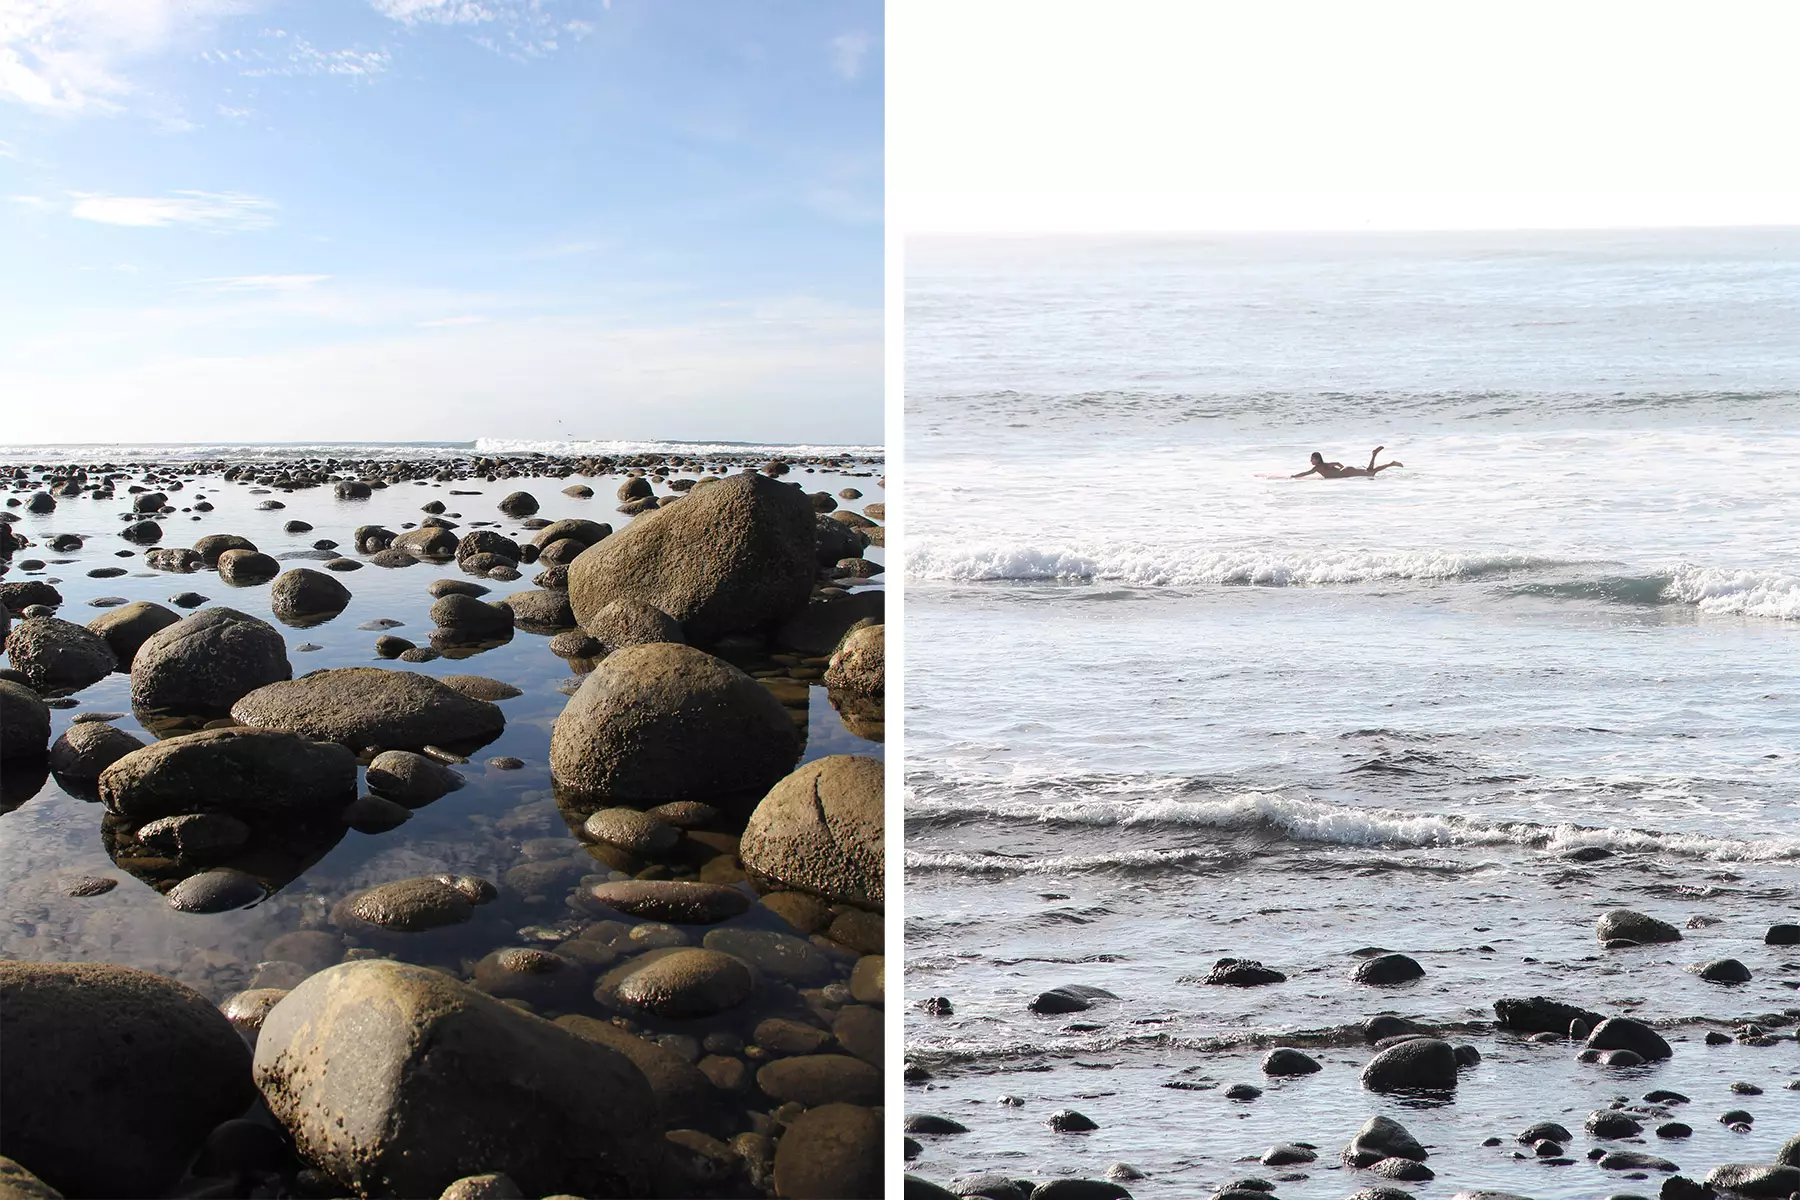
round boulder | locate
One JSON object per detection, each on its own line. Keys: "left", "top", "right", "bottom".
{"left": 0, "top": 961, "right": 256, "bottom": 1198}
{"left": 497, "top": 491, "right": 539, "bottom": 517}
{"left": 0, "top": 679, "right": 51, "bottom": 761}
{"left": 1595, "top": 909, "right": 1681, "bottom": 944}
{"left": 824, "top": 623, "right": 882, "bottom": 696}
{"left": 86, "top": 601, "right": 181, "bottom": 669}
{"left": 771, "top": 1103, "right": 882, "bottom": 1199}
{"left": 3, "top": 617, "right": 117, "bottom": 692}
{"left": 230, "top": 667, "right": 505, "bottom": 752}
{"left": 216, "top": 548, "right": 281, "bottom": 584}
{"left": 130, "top": 607, "right": 292, "bottom": 717}
{"left": 740, "top": 755, "right": 883, "bottom": 908}
{"left": 588, "top": 598, "right": 684, "bottom": 652}
{"left": 269, "top": 569, "right": 352, "bottom": 623}
{"left": 252, "top": 960, "right": 656, "bottom": 1197}
{"left": 49, "top": 721, "right": 145, "bottom": 780}
{"left": 548, "top": 643, "right": 801, "bottom": 800}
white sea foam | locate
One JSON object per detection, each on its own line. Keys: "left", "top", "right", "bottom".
{"left": 0, "top": 438, "right": 882, "bottom": 465}
{"left": 1666, "top": 565, "right": 1800, "bottom": 621}
{"left": 906, "top": 541, "right": 1580, "bottom": 586}
{"left": 472, "top": 437, "right": 882, "bottom": 459}
{"left": 906, "top": 788, "right": 1800, "bottom": 865}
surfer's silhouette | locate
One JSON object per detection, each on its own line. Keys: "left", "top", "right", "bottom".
{"left": 1292, "top": 446, "right": 1404, "bottom": 479}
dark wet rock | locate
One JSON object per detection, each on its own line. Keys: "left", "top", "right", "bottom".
{"left": 0, "top": 961, "right": 255, "bottom": 1197}
{"left": 569, "top": 471, "right": 814, "bottom": 645}
{"left": 3, "top": 616, "right": 116, "bottom": 691}
{"left": 814, "top": 512, "right": 868, "bottom": 566}
{"left": 775, "top": 588, "right": 883, "bottom": 656}
{"left": 438, "top": 1173, "right": 525, "bottom": 1200}
{"left": 1688, "top": 957, "right": 1751, "bottom": 983}
{"left": 532, "top": 519, "right": 610, "bottom": 550}
{"left": 369, "top": 548, "right": 419, "bottom": 568}
{"left": 588, "top": 880, "right": 750, "bottom": 924}
{"left": 167, "top": 867, "right": 266, "bottom": 912}
{"left": 470, "top": 948, "right": 587, "bottom": 1010}
{"left": 757, "top": 1055, "right": 882, "bottom": 1107}
{"left": 1586, "top": 1016, "right": 1673, "bottom": 1061}
{"left": 1601, "top": 1151, "right": 1679, "bottom": 1172}
{"left": 330, "top": 875, "right": 480, "bottom": 933}
{"left": 99, "top": 727, "right": 354, "bottom": 820}
{"left": 1343, "top": 1115, "right": 1427, "bottom": 1166}
{"left": 439, "top": 675, "right": 522, "bottom": 701}
{"left": 1704, "top": 1164, "right": 1800, "bottom": 1196}
{"left": 269, "top": 568, "right": 352, "bottom": 622}
{"left": 823, "top": 622, "right": 882, "bottom": 695}
{"left": 216, "top": 547, "right": 280, "bottom": 583}
{"left": 147, "top": 546, "right": 205, "bottom": 572}
{"left": 1204, "top": 957, "right": 1286, "bottom": 986}
{"left": 366, "top": 750, "right": 465, "bottom": 805}
{"left": 1028, "top": 1183, "right": 1131, "bottom": 1200}
{"left": 1767, "top": 923, "right": 1800, "bottom": 945}
{"left": 1596, "top": 908, "right": 1682, "bottom": 943}
{"left": 497, "top": 491, "right": 539, "bottom": 516}
{"left": 1261, "top": 1047, "right": 1322, "bottom": 1075}
{"left": 456, "top": 529, "right": 521, "bottom": 566}
{"left": 946, "top": 1173, "right": 1028, "bottom": 1200}
{"left": 1261, "top": 1143, "right": 1317, "bottom": 1165}
{"left": 1519, "top": 1121, "right": 1573, "bottom": 1143}
{"left": 0, "top": 581, "right": 61, "bottom": 611}
{"left": 334, "top": 480, "right": 372, "bottom": 499}
{"left": 587, "top": 598, "right": 684, "bottom": 651}
{"left": 1368, "top": 1157, "right": 1433, "bottom": 1180}
{"left": 904, "top": 1114, "right": 969, "bottom": 1135}
{"left": 549, "top": 642, "right": 800, "bottom": 800}
{"left": 168, "top": 590, "right": 209, "bottom": 608}
{"left": 85, "top": 600, "right": 181, "bottom": 667}
{"left": 119, "top": 519, "right": 162, "bottom": 544}
{"left": 1778, "top": 1133, "right": 1800, "bottom": 1166}
{"left": 0, "top": 679, "right": 51, "bottom": 760}
{"left": 253, "top": 959, "right": 656, "bottom": 1197}
{"left": 428, "top": 579, "right": 490, "bottom": 599}
{"left": 772, "top": 1103, "right": 881, "bottom": 1200}
{"left": 1028, "top": 984, "right": 1121, "bottom": 1015}
{"left": 1222, "top": 1082, "right": 1261, "bottom": 1100}
{"left": 1586, "top": 1109, "right": 1644, "bottom": 1138}
{"left": 223, "top": 986, "right": 291, "bottom": 1035}
{"left": 557, "top": 1014, "right": 721, "bottom": 1134}
{"left": 488, "top": 756, "right": 524, "bottom": 770}
{"left": 136, "top": 812, "right": 252, "bottom": 856}
{"left": 1494, "top": 994, "right": 1604, "bottom": 1033}
{"left": 584, "top": 807, "right": 681, "bottom": 856}
{"left": 598, "top": 947, "right": 755, "bottom": 1019}
{"left": 1352, "top": 952, "right": 1426, "bottom": 985}
{"left": 1362, "top": 1037, "right": 1459, "bottom": 1092}
{"left": 48, "top": 720, "right": 144, "bottom": 780}
{"left": 231, "top": 667, "right": 505, "bottom": 752}
{"left": 130, "top": 607, "right": 291, "bottom": 716}
{"left": 375, "top": 634, "right": 415, "bottom": 658}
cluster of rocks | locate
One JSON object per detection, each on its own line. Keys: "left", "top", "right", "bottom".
{"left": 2, "top": 458, "right": 888, "bottom": 1198}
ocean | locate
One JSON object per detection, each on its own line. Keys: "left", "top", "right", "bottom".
{"left": 902, "top": 231, "right": 1800, "bottom": 1197}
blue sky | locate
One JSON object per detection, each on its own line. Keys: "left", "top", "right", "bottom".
{"left": 0, "top": 0, "right": 882, "bottom": 446}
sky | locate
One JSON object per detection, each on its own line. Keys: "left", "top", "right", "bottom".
{"left": 892, "top": 1, "right": 1800, "bottom": 234}
{"left": 0, "top": 0, "right": 882, "bottom": 446}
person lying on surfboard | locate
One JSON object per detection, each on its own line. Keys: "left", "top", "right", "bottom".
{"left": 1292, "top": 446, "right": 1404, "bottom": 479}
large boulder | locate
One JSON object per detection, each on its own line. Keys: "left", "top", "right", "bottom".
{"left": 252, "top": 960, "right": 657, "bottom": 1198}
{"left": 531, "top": 519, "right": 609, "bottom": 549}
{"left": 98, "top": 727, "right": 357, "bottom": 820}
{"left": 772, "top": 1103, "right": 882, "bottom": 1199}
{"left": 0, "top": 961, "right": 256, "bottom": 1198}
{"left": 0, "top": 679, "right": 50, "bottom": 761}
{"left": 86, "top": 601, "right": 181, "bottom": 668}
{"left": 231, "top": 667, "right": 505, "bottom": 752}
{"left": 49, "top": 721, "right": 145, "bottom": 781}
{"left": 548, "top": 643, "right": 801, "bottom": 801}
{"left": 392, "top": 527, "right": 458, "bottom": 558}
{"left": 2, "top": 617, "right": 116, "bottom": 692}
{"left": 568, "top": 471, "right": 815, "bottom": 644}
{"left": 1360, "top": 1037, "right": 1460, "bottom": 1092}
{"left": 130, "top": 607, "right": 292, "bottom": 717}
{"left": 193, "top": 534, "right": 256, "bottom": 566}
{"left": 776, "top": 590, "right": 884, "bottom": 656}
{"left": 216, "top": 548, "right": 280, "bottom": 584}
{"left": 268, "top": 569, "right": 352, "bottom": 623}
{"left": 740, "top": 755, "right": 883, "bottom": 908}
{"left": 497, "top": 589, "right": 574, "bottom": 630}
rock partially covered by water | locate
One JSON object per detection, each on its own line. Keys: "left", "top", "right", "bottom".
{"left": 99, "top": 727, "right": 357, "bottom": 820}
{"left": 569, "top": 471, "right": 815, "bottom": 645}
{"left": 269, "top": 568, "right": 352, "bottom": 623}
{"left": 0, "top": 961, "right": 256, "bottom": 1198}
{"left": 217, "top": 548, "right": 281, "bottom": 584}
{"left": 231, "top": 667, "right": 505, "bottom": 752}
{"left": 48, "top": 720, "right": 144, "bottom": 780}
{"left": 596, "top": 947, "right": 755, "bottom": 1019}
{"left": 824, "top": 623, "right": 883, "bottom": 696}
{"left": 85, "top": 600, "right": 181, "bottom": 668}
{"left": 0, "top": 679, "right": 51, "bottom": 761}
{"left": 1360, "top": 1037, "right": 1459, "bottom": 1092}
{"left": 549, "top": 643, "right": 800, "bottom": 801}
{"left": 330, "top": 875, "right": 492, "bottom": 933}
{"left": 366, "top": 749, "right": 465, "bottom": 804}
{"left": 1343, "top": 1115, "right": 1428, "bottom": 1166}
{"left": 130, "top": 607, "right": 292, "bottom": 717}
{"left": 2, "top": 617, "right": 116, "bottom": 692}
{"left": 1584, "top": 1016, "right": 1672, "bottom": 1061}
{"left": 740, "top": 755, "right": 883, "bottom": 908}
{"left": 252, "top": 960, "right": 657, "bottom": 1197}
{"left": 771, "top": 1102, "right": 882, "bottom": 1199}
{"left": 1595, "top": 908, "right": 1681, "bottom": 944}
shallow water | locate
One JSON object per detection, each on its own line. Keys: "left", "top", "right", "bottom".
{"left": 2, "top": 459, "right": 882, "bottom": 1011}
{"left": 904, "top": 232, "right": 1800, "bottom": 1198}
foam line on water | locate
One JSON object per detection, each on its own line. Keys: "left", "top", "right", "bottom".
{"left": 905, "top": 788, "right": 1800, "bottom": 864}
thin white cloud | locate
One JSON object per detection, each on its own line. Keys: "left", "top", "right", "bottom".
{"left": 370, "top": 0, "right": 501, "bottom": 27}
{"left": 371, "top": 0, "right": 591, "bottom": 58}
{"left": 217, "top": 29, "right": 390, "bottom": 78}
{"left": 417, "top": 314, "right": 489, "bottom": 326}
{"left": 190, "top": 273, "right": 330, "bottom": 292}
{"left": 830, "top": 31, "right": 871, "bottom": 81}
{"left": 68, "top": 190, "right": 277, "bottom": 229}
{"left": 0, "top": 0, "right": 252, "bottom": 114}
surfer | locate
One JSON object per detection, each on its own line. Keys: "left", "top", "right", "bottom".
{"left": 1292, "top": 446, "right": 1403, "bottom": 479}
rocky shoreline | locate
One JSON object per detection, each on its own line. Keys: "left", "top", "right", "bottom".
{"left": 901, "top": 915, "right": 1800, "bottom": 1200}
{"left": 0, "top": 452, "right": 886, "bottom": 1199}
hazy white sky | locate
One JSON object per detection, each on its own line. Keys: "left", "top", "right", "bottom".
{"left": 892, "top": 1, "right": 1800, "bottom": 233}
